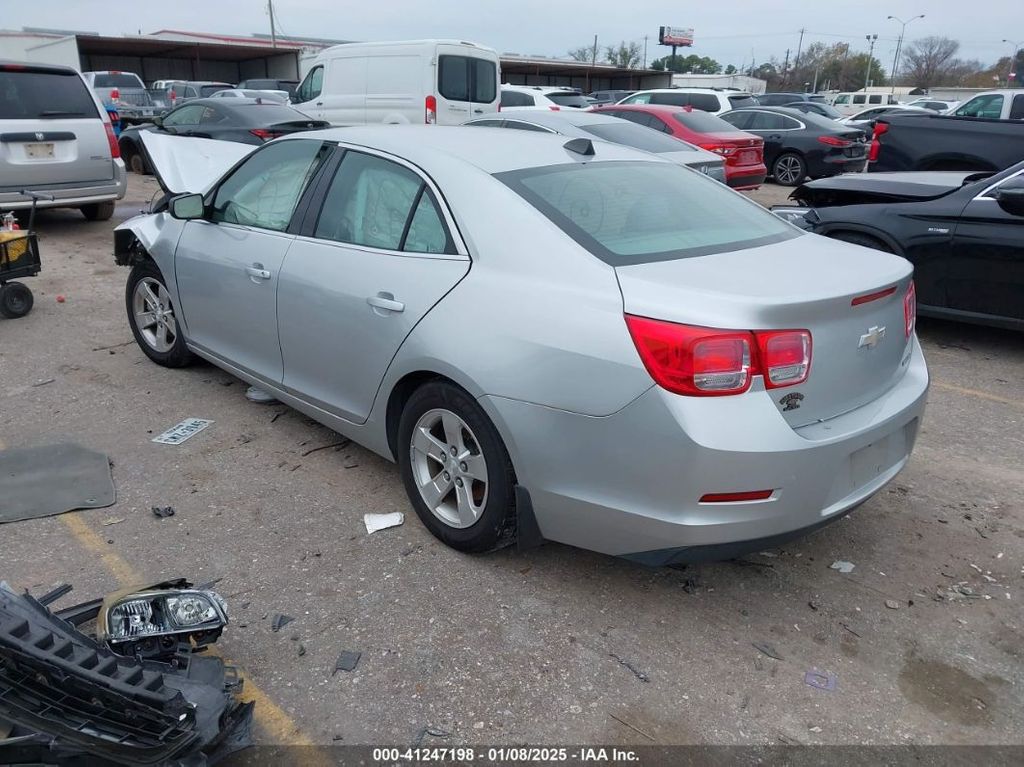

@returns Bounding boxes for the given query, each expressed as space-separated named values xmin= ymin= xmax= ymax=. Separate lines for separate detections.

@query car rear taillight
xmin=425 ymin=94 xmax=437 ymax=124
xmin=869 ymin=121 xmax=888 ymax=162
xmin=104 ymin=122 xmax=120 ymax=158
xmin=699 ymin=143 xmax=737 ymax=156
xmin=250 ymin=128 xmax=283 ymax=141
xmin=625 ymin=316 xmax=812 ymax=396
xmin=110 ymin=87 xmax=120 ymax=104
xmin=904 ymin=280 xmax=917 ymax=337
xmin=756 ymin=330 xmax=812 ymax=389
xmin=169 ymin=89 xmax=177 ymax=104
xmin=818 ymin=135 xmax=852 ymax=147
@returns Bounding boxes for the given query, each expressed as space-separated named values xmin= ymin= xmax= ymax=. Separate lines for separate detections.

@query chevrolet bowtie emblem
xmin=859 ymin=325 xmax=886 ymax=349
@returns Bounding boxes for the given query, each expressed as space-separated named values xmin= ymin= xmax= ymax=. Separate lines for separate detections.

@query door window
xmin=211 ymin=139 xmax=327 ymax=231
xmin=868 ymin=94 xmax=883 ymax=104
xmin=650 ymin=92 xmax=689 ymax=107
xmin=718 ymin=111 xmax=754 ymax=130
xmin=834 ymin=94 xmax=850 ymax=105
xmin=1012 ymin=95 xmax=1024 ymax=120
xmin=622 ymin=93 xmax=652 ymax=104
xmin=438 ymin=56 xmax=497 ymax=103
xmin=747 ymin=112 xmax=790 ymax=130
xmin=199 ymin=106 xmax=228 ymax=125
xmin=162 ymin=104 xmax=205 ymax=126
xmin=296 ymin=65 xmax=323 ymax=103
xmin=686 ymin=93 xmax=720 ymax=112
xmin=501 ymin=90 xmax=534 ymax=107
xmin=315 ymin=151 xmax=454 ymax=254
xmin=853 ymin=94 xmax=866 ymax=105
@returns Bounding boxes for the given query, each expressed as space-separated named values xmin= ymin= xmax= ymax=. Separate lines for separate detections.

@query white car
xmin=902 ymin=98 xmax=956 ymax=113
xmin=616 ymin=88 xmax=757 ymax=115
xmin=210 ymin=88 xmax=289 ymax=104
xmin=499 ymin=85 xmax=590 ymax=111
xmin=948 ymin=90 xmax=1024 ymax=120
xmin=840 ymin=105 xmax=931 ymax=126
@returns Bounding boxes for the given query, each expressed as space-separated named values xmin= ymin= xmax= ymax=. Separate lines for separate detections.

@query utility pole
xmin=643 ymin=35 xmax=648 ymax=69
xmin=794 ymin=28 xmax=806 ymax=71
xmin=1004 ymin=39 xmax=1022 ymax=87
xmin=591 ymin=34 xmax=598 ymax=67
xmin=887 ymin=14 xmax=924 ymax=93
xmin=268 ymin=0 xmax=277 ymax=48
xmin=865 ymin=34 xmax=878 ymax=90
xmin=781 ymin=48 xmax=790 ymax=88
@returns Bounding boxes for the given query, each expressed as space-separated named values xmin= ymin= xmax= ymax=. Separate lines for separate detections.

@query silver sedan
xmin=115 ymin=127 xmax=928 ymax=565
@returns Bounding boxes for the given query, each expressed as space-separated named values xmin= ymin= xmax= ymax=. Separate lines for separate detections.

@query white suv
xmin=500 ymin=85 xmax=590 ymax=111
xmin=616 ymin=88 xmax=757 ymax=115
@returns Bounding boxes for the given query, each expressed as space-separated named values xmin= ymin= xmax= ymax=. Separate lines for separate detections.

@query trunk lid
xmin=615 ymin=233 xmax=914 ymax=427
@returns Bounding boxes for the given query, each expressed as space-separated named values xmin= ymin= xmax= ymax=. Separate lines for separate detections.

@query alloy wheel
xmin=775 ymin=155 xmax=803 ymax=185
xmin=132 ymin=276 xmax=178 ymax=353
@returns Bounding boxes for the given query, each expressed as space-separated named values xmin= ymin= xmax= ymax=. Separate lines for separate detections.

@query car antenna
xmin=563 ymin=138 xmax=595 ymax=156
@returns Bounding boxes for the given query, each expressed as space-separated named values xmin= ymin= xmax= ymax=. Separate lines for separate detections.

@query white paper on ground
xmin=364 ymin=511 xmax=404 ymax=534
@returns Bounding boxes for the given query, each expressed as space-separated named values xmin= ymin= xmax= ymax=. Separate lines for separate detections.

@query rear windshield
xmin=200 ymin=85 xmax=233 ymax=97
xmin=438 ymin=56 xmax=497 ymax=103
xmin=580 ymin=122 xmax=695 ymax=153
xmin=672 ymin=110 xmax=736 ymax=133
xmin=497 ymin=161 xmax=795 ymax=266
xmin=0 ymin=69 xmax=99 ymax=120
xmin=547 ymin=92 xmax=589 ymax=108
xmin=727 ymin=94 xmax=757 ymax=109
xmin=92 ymin=73 xmax=143 ymax=89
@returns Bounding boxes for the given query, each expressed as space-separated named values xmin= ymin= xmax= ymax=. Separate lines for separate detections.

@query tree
xmin=900 ymin=36 xmax=964 ymax=88
xmin=567 ymin=45 xmax=596 ymax=63
xmin=604 ymin=41 xmax=642 ymax=69
xmin=649 ymin=54 xmax=721 ymax=74
xmin=724 ymin=64 xmax=737 ymax=75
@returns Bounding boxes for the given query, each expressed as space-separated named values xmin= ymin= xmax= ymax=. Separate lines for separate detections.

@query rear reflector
xmin=851 ymin=285 xmax=897 ymax=306
xmin=904 ymin=280 xmax=917 ymax=337
xmin=700 ymin=490 xmax=774 ymax=503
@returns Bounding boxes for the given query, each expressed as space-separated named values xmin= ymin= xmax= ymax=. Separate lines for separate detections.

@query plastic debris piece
xmin=885 ymin=599 xmax=900 ymax=609
xmin=804 ymin=669 xmax=837 ymax=691
xmin=56 ymin=294 xmax=65 ymax=303
xmin=152 ymin=418 xmax=213 ymax=445
xmin=271 ymin=614 xmax=294 ymax=632
xmin=752 ymin=642 xmax=783 ymax=660
xmin=830 ymin=560 xmax=855 ymax=573
xmin=151 ymin=506 xmax=175 ymax=518
xmin=334 ymin=650 xmax=361 ymax=674
xmin=364 ymin=511 xmax=404 ymax=534
xmin=102 ymin=517 xmax=125 ymax=526
xmin=245 ymin=385 xmax=279 ymax=404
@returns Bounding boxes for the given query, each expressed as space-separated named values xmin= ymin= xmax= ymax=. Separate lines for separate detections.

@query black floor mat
xmin=0 ymin=444 xmax=115 ymax=524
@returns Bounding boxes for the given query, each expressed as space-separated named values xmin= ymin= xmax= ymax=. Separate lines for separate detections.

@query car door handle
xmin=367 ymin=292 xmax=405 ymax=313
xmin=246 ymin=263 xmax=272 ymax=281
xmin=473 ymin=108 xmax=484 ymax=114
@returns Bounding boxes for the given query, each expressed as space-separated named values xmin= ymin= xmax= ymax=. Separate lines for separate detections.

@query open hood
xmin=792 ymin=170 xmax=992 ymax=207
xmin=140 ymin=132 xmax=257 ymax=195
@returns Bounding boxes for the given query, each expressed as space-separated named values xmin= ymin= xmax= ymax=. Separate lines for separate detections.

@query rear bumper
xmin=0 ymin=160 xmax=126 ymax=210
xmin=819 ymin=154 xmax=867 ymax=175
xmin=727 ymin=168 xmax=767 ymax=189
xmin=482 ymin=336 xmax=928 ymax=564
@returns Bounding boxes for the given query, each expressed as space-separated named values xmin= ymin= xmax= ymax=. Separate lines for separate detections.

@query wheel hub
xmin=409 ymin=408 xmax=488 ymax=529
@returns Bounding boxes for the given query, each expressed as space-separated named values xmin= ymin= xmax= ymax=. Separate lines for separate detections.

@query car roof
xmin=282 ymin=125 xmax=663 ymax=174
xmin=502 ymin=85 xmax=579 ymax=93
xmin=1 ymin=60 xmax=79 ymax=75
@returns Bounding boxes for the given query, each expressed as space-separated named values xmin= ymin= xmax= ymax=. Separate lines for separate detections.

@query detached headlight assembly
xmin=97 ymin=584 xmax=228 ymax=659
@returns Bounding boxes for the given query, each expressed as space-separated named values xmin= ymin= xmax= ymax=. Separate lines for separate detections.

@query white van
xmin=292 ymin=40 xmax=500 ymax=126
xmin=830 ymin=91 xmax=902 ymax=117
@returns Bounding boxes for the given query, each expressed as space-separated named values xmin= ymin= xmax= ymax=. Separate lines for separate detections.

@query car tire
xmin=397 ymin=381 xmax=517 ymax=553
xmin=828 ymin=231 xmax=894 ymax=253
xmin=123 ymin=143 xmax=147 ymax=174
xmin=0 ymin=282 xmax=34 ymax=319
xmin=80 ymin=201 xmax=116 ymax=221
xmin=772 ymin=152 xmax=807 ymax=186
xmin=125 ymin=261 xmax=194 ymax=367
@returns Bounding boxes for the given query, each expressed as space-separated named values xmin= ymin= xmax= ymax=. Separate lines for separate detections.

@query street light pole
xmin=887 ymin=14 xmax=924 ymax=94
xmin=1003 ymin=39 xmax=1022 ymax=87
xmin=865 ymin=34 xmax=878 ymax=90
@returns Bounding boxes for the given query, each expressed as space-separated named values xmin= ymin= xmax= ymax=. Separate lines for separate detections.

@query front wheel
xmin=772 ymin=152 xmax=807 ymax=186
xmin=397 ymin=381 xmax=517 ymax=553
xmin=125 ymin=261 xmax=194 ymax=367
xmin=0 ymin=282 xmax=34 ymax=318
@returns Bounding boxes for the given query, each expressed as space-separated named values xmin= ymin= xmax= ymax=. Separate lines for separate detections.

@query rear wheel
xmin=81 ymin=201 xmax=115 ymax=221
xmin=397 ymin=381 xmax=517 ymax=553
xmin=772 ymin=152 xmax=807 ymax=186
xmin=828 ymin=231 xmax=894 ymax=253
xmin=126 ymin=261 xmax=194 ymax=367
xmin=0 ymin=282 xmax=34 ymax=319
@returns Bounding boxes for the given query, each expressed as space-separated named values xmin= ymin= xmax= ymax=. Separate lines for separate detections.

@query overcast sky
xmin=4 ymin=0 xmax=1017 ymax=72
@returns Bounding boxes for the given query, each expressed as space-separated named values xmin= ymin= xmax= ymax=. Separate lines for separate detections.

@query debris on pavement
xmin=271 ymin=614 xmax=295 ymax=632
xmin=31 ymin=378 xmax=55 ymax=387
xmin=413 ymin=725 xmax=453 ymax=745
xmin=151 ymin=505 xmax=176 ymax=518
xmin=804 ymin=669 xmax=838 ymax=691
xmin=101 ymin=516 xmax=125 ymax=526
xmin=885 ymin=599 xmax=900 ymax=609
xmin=245 ymin=385 xmax=279 ymax=404
xmin=609 ymin=652 xmax=649 ymax=682
xmin=752 ymin=642 xmax=783 ymax=661
xmin=829 ymin=560 xmax=855 ymax=573
xmin=301 ymin=440 xmax=351 ymax=457
xmin=365 ymin=511 xmax=405 ymax=534
xmin=152 ymin=417 xmax=214 ymax=445
xmin=334 ymin=650 xmax=362 ymax=674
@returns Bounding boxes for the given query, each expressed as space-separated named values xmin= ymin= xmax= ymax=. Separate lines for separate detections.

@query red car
xmin=593 ymin=104 xmax=767 ymax=190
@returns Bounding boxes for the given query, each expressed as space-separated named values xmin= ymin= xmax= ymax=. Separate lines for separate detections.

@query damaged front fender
xmin=114 ymin=211 xmax=168 ymax=266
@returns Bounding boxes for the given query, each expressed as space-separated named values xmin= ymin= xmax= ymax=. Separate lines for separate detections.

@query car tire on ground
xmin=125 ymin=260 xmax=194 ymax=367
xmin=828 ymin=231 xmax=894 ymax=253
xmin=397 ymin=380 xmax=517 ymax=553
xmin=772 ymin=152 xmax=807 ymax=186
xmin=122 ymin=143 xmax=147 ymax=174
xmin=80 ymin=201 xmax=116 ymax=221
xmin=0 ymin=282 xmax=34 ymax=319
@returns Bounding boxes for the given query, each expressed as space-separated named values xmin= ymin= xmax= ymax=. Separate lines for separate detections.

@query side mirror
xmin=994 ymin=187 xmax=1024 ymax=217
xmin=169 ymin=193 xmax=205 ymax=220
xmin=152 ymin=115 xmax=163 ymax=127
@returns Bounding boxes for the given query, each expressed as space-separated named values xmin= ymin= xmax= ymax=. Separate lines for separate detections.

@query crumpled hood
xmin=141 ymin=132 xmax=257 ymax=195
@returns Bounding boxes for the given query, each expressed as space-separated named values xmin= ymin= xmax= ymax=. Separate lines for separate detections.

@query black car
xmin=118 ymin=98 xmax=329 ymax=173
xmin=771 ymin=162 xmax=1024 ymax=330
xmin=718 ymin=106 xmax=867 ymax=186
xmin=757 ymin=92 xmax=828 ymax=106
xmin=783 ymin=101 xmax=844 ymax=120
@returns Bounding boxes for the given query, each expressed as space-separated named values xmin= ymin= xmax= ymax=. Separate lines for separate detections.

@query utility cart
xmin=0 ymin=190 xmax=51 ymax=319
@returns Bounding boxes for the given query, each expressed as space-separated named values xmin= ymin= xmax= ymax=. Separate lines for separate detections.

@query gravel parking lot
xmin=1 ymin=173 xmax=1021 ymax=748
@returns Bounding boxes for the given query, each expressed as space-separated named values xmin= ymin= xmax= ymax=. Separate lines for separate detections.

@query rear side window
xmin=1012 ymin=95 xmax=1024 ymax=120
xmin=673 ymin=110 xmax=736 ymax=133
xmin=0 ymin=69 xmax=99 ymax=120
xmin=688 ymin=93 xmax=721 ymax=112
xmin=868 ymin=95 xmax=883 ymax=104
xmin=501 ymin=90 xmax=534 ymax=107
xmin=853 ymin=94 xmax=866 ymax=105
xmin=92 ymin=73 xmax=143 ymax=89
xmin=718 ymin=111 xmax=753 ymax=130
xmin=315 ymin=151 xmax=454 ymax=254
xmin=438 ymin=56 xmax=497 ymax=103
xmin=580 ymin=122 xmax=694 ymax=153
xmin=547 ymin=92 xmax=589 ymax=108
xmin=650 ymin=92 xmax=689 ymax=107
xmin=498 ymin=161 xmax=794 ymax=266
xmin=727 ymin=95 xmax=757 ymax=109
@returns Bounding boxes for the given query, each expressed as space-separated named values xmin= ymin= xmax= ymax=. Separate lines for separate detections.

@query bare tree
xmin=604 ymin=41 xmax=643 ymax=69
xmin=900 ymin=36 xmax=962 ymax=88
xmin=568 ymin=46 xmax=596 ymax=63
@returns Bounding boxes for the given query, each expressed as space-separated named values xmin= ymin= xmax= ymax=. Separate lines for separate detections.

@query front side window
xmin=438 ymin=56 xmax=497 ymax=103
xmin=315 ymin=151 xmax=453 ymax=254
xmin=834 ymin=94 xmax=850 ymax=105
xmin=211 ymin=139 xmax=326 ymax=231
xmin=957 ymin=94 xmax=1004 ymax=119
xmin=623 ymin=93 xmax=652 ymax=104
xmin=296 ymin=65 xmax=323 ymax=103
xmin=498 ymin=161 xmax=795 ymax=266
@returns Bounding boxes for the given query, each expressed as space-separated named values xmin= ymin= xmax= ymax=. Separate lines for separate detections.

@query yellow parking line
xmin=931 ymin=380 xmax=1024 ymax=409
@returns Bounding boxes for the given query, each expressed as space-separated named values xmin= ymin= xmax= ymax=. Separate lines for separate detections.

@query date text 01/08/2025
xmin=371 ymin=747 xmax=640 ymax=763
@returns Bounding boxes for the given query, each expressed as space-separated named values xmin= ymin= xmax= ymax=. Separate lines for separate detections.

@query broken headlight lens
xmin=101 ymin=587 xmax=228 ymax=656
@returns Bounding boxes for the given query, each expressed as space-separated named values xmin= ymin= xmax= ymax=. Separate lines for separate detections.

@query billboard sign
xmin=659 ymin=26 xmax=694 ymax=47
